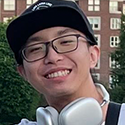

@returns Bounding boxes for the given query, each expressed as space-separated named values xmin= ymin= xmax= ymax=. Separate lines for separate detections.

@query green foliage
xmin=0 ymin=22 xmax=41 ymax=124
xmin=109 ymin=85 xmax=125 ymax=103
xmin=110 ymin=14 xmax=125 ymax=103
xmin=0 ymin=23 xmax=8 ymax=43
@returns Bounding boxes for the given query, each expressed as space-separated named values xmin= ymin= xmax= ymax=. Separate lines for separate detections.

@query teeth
xmin=46 ymin=70 xmax=70 ymax=79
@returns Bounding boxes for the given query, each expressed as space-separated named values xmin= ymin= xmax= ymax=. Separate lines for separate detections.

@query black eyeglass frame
xmin=21 ymin=34 xmax=94 ymax=63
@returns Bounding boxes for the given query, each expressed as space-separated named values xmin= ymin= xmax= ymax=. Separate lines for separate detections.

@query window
xmin=109 ymin=2 xmax=118 ymax=13
xmin=109 ymin=57 xmax=116 ymax=68
xmin=88 ymin=0 xmax=100 ymax=11
xmin=88 ymin=6 xmax=94 ymax=11
xmin=94 ymin=34 xmax=101 ymax=47
xmin=3 ymin=17 xmax=9 ymax=22
xmin=109 ymin=75 xmax=119 ymax=86
xmin=88 ymin=0 xmax=93 ymax=5
xmin=109 ymin=57 xmax=120 ymax=69
xmin=95 ymin=0 xmax=100 ymax=5
xmin=109 ymin=75 xmax=113 ymax=84
xmin=3 ymin=17 xmax=12 ymax=22
xmin=123 ymin=4 xmax=125 ymax=14
xmin=4 ymin=0 xmax=15 ymax=10
xmin=110 ymin=18 xmax=121 ymax=30
xmin=94 ymin=6 xmax=100 ymax=11
xmin=92 ymin=73 xmax=100 ymax=81
xmin=110 ymin=36 xmax=120 ymax=47
xmin=27 ymin=0 xmax=38 ymax=8
xmin=88 ymin=17 xmax=101 ymax=30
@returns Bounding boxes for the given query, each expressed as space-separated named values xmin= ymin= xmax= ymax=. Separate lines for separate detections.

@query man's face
xmin=18 ymin=27 xmax=99 ymax=100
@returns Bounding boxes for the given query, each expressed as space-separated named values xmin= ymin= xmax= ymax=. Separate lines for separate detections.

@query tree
xmin=0 ymin=22 xmax=41 ymax=124
xmin=109 ymin=14 xmax=125 ymax=103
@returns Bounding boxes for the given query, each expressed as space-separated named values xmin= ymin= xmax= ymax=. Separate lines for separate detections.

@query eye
xmin=29 ymin=47 xmax=42 ymax=53
xmin=60 ymin=40 xmax=75 ymax=45
xmin=26 ymin=43 xmax=46 ymax=55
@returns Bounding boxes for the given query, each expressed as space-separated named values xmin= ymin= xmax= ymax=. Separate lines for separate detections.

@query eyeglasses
xmin=21 ymin=34 xmax=92 ymax=62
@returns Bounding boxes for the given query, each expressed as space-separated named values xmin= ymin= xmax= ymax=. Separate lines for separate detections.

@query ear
xmin=89 ymin=45 xmax=100 ymax=69
xmin=17 ymin=65 xmax=27 ymax=80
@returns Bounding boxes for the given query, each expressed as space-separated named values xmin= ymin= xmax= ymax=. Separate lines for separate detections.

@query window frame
xmin=110 ymin=36 xmax=120 ymax=47
xmin=88 ymin=0 xmax=100 ymax=11
xmin=123 ymin=4 xmax=125 ymax=14
xmin=26 ymin=0 xmax=37 ymax=8
xmin=110 ymin=18 xmax=121 ymax=30
xmin=88 ymin=17 xmax=101 ymax=30
xmin=109 ymin=57 xmax=115 ymax=68
xmin=4 ymin=0 xmax=15 ymax=11
xmin=109 ymin=57 xmax=120 ymax=69
xmin=109 ymin=1 xmax=118 ymax=13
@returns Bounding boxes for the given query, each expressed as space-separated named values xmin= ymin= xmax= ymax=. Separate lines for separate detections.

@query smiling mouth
xmin=45 ymin=69 xmax=71 ymax=79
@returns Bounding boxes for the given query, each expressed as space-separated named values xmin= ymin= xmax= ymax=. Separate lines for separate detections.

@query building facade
xmin=0 ymin=0 xmax=37 ymax=22
xmin=0 ymin=0 xmax=125 ymax=86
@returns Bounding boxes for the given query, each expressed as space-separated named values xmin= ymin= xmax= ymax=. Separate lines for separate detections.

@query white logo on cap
xmin=32 ymin=2 xmax=52 ymax=11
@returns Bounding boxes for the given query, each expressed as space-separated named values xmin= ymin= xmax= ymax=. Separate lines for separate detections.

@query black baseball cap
xmin=6 ymin=0 xmax=97 ymax=65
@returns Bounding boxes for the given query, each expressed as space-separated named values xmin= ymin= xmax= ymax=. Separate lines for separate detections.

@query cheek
xmin=24 ymin=63 xmax=36 ymax=77
xmin=69 ymin=43 xmax=91 ymax=68
xmin=64 ymin=45 xmax=91 ymax=89
xmin=23 ymin=62 xmax=44 ymax=86
xmin=77 ymin=54 xmax=91 ymax=75
xmin=70 ymin=44 xmax=92 ymax=80
xmin=24 ymin=67 xmax=45 ymax=93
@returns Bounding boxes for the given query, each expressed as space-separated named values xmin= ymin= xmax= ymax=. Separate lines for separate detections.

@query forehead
xmin=26 ymin=27 xmax=85 ymax=44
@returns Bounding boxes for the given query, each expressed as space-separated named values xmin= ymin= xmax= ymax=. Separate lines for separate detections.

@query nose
xmin=44 ymin=46 xmax=64 ymax=65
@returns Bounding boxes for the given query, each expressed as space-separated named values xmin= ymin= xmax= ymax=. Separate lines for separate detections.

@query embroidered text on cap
xmin=32 ymin=2 xmax=52 ymax=11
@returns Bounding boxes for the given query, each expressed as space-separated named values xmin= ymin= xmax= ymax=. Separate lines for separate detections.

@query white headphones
xmin=36 ymin=83 xmax=110 ymax=125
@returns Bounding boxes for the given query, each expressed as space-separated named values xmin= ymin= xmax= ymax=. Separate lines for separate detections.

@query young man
xmin=6 ymin=0 xmax=125 ymax=125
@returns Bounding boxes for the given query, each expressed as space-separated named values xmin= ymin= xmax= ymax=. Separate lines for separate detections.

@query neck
xmin=45 ymin=82 xmax=103 ymax=112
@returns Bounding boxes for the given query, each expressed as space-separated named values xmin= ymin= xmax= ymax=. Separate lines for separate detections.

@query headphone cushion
xmin=46 ymin=106 xmax=59 ymax=125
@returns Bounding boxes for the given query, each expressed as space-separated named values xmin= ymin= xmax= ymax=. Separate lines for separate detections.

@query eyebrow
xmin=56 ymin=28 xmax=78 ymax=36
xmin=26 ymin=36 xmax=45 ymax=46
xmin=27 ymin=36 xmax=43 ymax=43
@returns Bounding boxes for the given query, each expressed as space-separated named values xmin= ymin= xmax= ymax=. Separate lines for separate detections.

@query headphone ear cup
xmin=59 ymin=98 xmax=103 ymax=125
xmin=46 ymin=106 xmax=59 ymax=125
xmin=36 ymin=107 xmax=54 ymax=125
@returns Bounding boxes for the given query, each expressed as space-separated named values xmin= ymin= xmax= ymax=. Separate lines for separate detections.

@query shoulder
xmin=17 ymin=119 xmax=37 ymax=125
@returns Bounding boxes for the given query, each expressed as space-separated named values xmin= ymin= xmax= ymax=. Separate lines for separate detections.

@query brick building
xmin=0 ymin=0 xmax=125 ymax=86
xmin=0 ymin=0 xmax=38 ymax=22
